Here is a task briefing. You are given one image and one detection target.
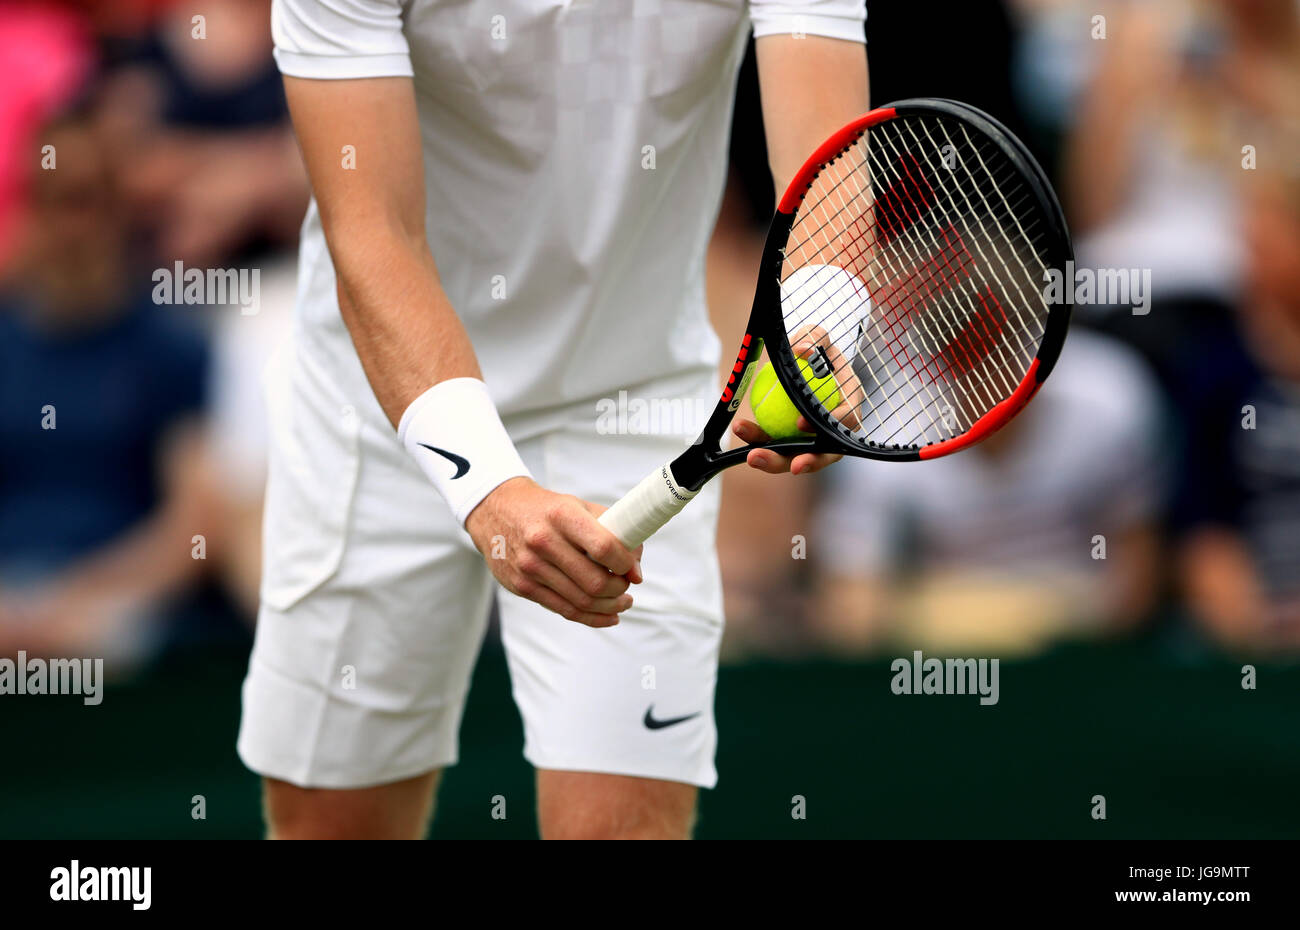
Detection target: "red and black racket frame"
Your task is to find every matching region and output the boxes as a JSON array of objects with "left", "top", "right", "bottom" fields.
[{"left": 668, "top": 98, "right": 1074, "bottom": 493}]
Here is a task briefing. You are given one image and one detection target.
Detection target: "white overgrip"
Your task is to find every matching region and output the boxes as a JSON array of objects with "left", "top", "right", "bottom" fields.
[{"left": 597, "top": 463, "right": 698, "bottom": 549}]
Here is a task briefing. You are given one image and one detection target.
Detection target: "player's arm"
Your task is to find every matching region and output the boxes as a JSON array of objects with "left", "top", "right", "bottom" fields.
[
  {"left": 283, "top": 76, "right": 478, "bottom": 416},
  {"left": 280, "top": 73, "right": 640, "bottom": 627},
  {"left": 754, "top": 33, "right": 870, "bottom": 197},
  {"left": 746, "top": 11, "right": 869, "bottom": 475}
]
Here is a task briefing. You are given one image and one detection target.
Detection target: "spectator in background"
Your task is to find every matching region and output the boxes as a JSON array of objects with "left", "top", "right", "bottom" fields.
[
  {"left": 91, "top": 0, "right": 306, "bottom": 616},
  {"left": 1007, "top": 0, "right": 1098, "bottom": 168},
  {"left": 1177, "top": 169, "right": 1300, "bottom": 652},
  {"left": 810, "top": 328, "right": 1167, "bottom": 656},
  {"left": 0, "top": 1, "right": 93, "bottom": 276},
  {"left": 1061, "top": 0, "right": 1300, "bottom": 387},
  {"left": 0, "top": 102, "right": 217, "bottom": 668},
  {"left": 1066, "top": 1, "right": 1241, "bottom": 314},
  {"left": 97, "top": 0, "right": 307, "bottom": 268}
]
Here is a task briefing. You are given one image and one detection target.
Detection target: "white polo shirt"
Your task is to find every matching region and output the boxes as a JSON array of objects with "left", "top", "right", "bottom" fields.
[{"left": 270, "top": 0, "right": 865, "bottom": 422}]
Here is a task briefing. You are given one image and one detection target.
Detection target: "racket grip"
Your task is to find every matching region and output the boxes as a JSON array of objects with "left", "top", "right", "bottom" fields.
[{"left": 598, "top": 464, "right": 698, "bottom": 549}]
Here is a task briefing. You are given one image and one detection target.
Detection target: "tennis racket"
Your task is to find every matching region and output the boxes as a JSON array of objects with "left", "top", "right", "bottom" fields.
[{"left": 598, "top": 98, "right": 1073, "bottom": 548}]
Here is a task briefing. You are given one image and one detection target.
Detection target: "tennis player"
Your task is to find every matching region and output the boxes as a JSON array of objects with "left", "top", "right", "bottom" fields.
[{"left": 237, "top": 0, "right": 868, "bottom": 839}]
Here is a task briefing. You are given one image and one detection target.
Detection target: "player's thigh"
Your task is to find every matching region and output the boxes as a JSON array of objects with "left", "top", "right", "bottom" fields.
[
  {"left": 537, "top": 770, "right": 698, "bottom": 840},
  {"left": 499, "top": 529, "right": 723, "bottom": 793},
  {"left": 240, "top": 356, "right": 494, "bottom": 805},
  {"left": 501, "top": 384, "right": 725, "bottom": 831},
  {"left": 264, "top": 770, "right": 442, "bottom": 840}
]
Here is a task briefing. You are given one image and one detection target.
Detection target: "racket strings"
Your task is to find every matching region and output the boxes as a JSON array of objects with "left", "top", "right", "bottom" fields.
[
  {"left": 868, "top": 129, "right": 1048, "bottom": 444},
  {"left": 802, "top": 143, "right": 964, "bottom": 438},
  {"left": 778, "top": 113, "right": 1054, "bottom": 449},
  {"left": 789, "top": 138, "right": 1043, "bottom": 396},
  {"left": 849, "top": 159, "right": 1000, "bottom": 440},
  {"left": 781, "top": 145, "right": 946, "bottom": 430},
  {"left": 785, "top": 140, "right": 1038, "bottom": 415},
  {"left": 910, "top": 121, "right": 1050, "bottom": 359},
  {"left": 865, "top": 126, "right": 1039, "bottom": 435},
  {"left": 786, "top": 143, "right": 1016, "bottom": 440}
]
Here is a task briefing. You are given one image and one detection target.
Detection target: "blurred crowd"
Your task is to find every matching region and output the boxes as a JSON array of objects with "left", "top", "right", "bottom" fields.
[
  {"left": 716, "top": 0, "right": 1300, "bottom": 660},
  {"left": 0, "top": 0, "right": 1297, "bottom": 678},
  {"left": 0, "top": 0, "right": 302, "bottom": 667}
]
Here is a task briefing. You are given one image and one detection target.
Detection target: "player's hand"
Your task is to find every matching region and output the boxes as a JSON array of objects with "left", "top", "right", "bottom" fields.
[
  {"left": 465, "top": 477, "right": 643, "bottom": 628},
  {"left": 789, "top": 325, "right": 864, "bottom": 431},
  {"left": 731, "top": 419, "right": 844, "bottom": 476}
]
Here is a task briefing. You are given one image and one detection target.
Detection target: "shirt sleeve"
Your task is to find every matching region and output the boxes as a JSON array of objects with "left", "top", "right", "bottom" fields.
[
  {"left": 271, "top": 0, "right": 413, "bottom": 79},
  {"left": 748, "top": 0, "right": 867, "bottom": 43}
]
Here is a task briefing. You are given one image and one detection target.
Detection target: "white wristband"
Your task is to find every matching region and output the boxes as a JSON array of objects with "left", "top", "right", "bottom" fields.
[
  {"left": 780, "top": 263, "right": 872, "bottom": 363},
  {"left": 398, "top": 378, "right": 531, "bottom": 525}
]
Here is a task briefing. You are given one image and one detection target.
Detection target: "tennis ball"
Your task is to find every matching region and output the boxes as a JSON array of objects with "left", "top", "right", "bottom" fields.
[{"left": 749, "top": 357, "right": 842, "bottom": 439}]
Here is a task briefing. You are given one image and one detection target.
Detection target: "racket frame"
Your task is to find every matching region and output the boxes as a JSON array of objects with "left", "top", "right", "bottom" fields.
[
  {"left": 673, "top": 98, "right": 1072, "bottom": 491},
  {"left": 597, "top": 99, "right": 1073, "bottom": 546}
]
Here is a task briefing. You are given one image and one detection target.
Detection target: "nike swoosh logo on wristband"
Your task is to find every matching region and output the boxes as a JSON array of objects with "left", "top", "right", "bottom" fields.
[{"left": 417, "top": 443, "right": 471, "bottom": 479}]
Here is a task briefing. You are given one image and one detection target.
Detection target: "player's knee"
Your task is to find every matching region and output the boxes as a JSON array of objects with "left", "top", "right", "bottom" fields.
[
  {"left": 541, "top": 798, "right": 696, "bottom": 840},
  {"left": 262, "top": 773, "right": 438, "bottom": 840},
  {"left": 538, "top": 771, "right": 697, "bottom": 840},
  {"left": 545, "top": 818, "right": 692, "bottom": 841}
]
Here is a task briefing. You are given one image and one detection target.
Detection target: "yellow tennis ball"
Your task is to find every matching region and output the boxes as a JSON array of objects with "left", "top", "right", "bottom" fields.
[{"left": 749, "top": 357, "right": 842, "bottom": 439}]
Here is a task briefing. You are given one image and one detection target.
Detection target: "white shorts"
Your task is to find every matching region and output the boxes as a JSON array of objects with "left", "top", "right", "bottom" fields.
[{"left": 236, "top": 344, "right": 724, "bottom": 789}]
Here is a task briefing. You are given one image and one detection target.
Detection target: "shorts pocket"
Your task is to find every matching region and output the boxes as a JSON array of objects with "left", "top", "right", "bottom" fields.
[{"left": 258, "top": 345, "right": 362, "bottom": 612}]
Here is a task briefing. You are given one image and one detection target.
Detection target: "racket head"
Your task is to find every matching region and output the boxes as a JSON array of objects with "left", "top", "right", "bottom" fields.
[{"left": 752, "top": 98, "right": 1073, "bottom": 462}]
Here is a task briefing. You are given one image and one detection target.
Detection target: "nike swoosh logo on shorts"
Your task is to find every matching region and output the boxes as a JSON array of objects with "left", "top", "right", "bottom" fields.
[
  {"left": 417, "top": 444, "right": 471, "bottom": 479},
  {"left": 643, "top": 706, "right": 701, "bottom": 731}
]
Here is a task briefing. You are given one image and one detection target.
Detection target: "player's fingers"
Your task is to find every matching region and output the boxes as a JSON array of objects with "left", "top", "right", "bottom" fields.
[
  {"left": 773, "top": 336, "right": 862, "bottom": 430},
  {"left": 790, "top": 452, "right": 842, "bottom": 475},
  {"left": 519, "top": 514, "right": 634, "bottom": 596},
  {"left": 832, "top": 397, "right": 862, "bottom": 430},
  {"left": 828, "top": 364, "right": 864, "bottom": 429},
  {"left": 745, "top": 448, "right": 793, "bottom": 474},
  {"left": 578, "top": 501, "right": 644, "bottom": 583},
  {"left": 553, "top": 502, "right": 641, "bottom": 583},
  {"left": 513, "top": 575, "right": 620, "bottom": 628},
  {"left": 790, "top": 325, "right": 830, "bottom": 357},
  {"left": 521, "top": 524, "right": 632, "bottom": 599},
  {"left": 745, "top": 447, "right": 842, "bottom": 475},
  {"left": 732, "top": 418, "right": 772, "bottom": 443},
  {"left": 527, "top": 558, "right": 634, "bottom": 615},
  {"left": 795, "top": 339, "right": 863, "bottom": 431}
]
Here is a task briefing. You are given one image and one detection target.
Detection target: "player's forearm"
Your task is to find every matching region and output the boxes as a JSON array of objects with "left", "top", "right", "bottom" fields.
[
  {"left": 282, "top": 75, "right": 481, "bottom": 427},
  {"left": 755, "top": 35, "right": 869, "bottom": 194},
  {"left": 326, "top": 221, "right": 530, "bottom": 526},
  {"left": 330, "top": 227, "right": 482, "bottom": 427}
]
